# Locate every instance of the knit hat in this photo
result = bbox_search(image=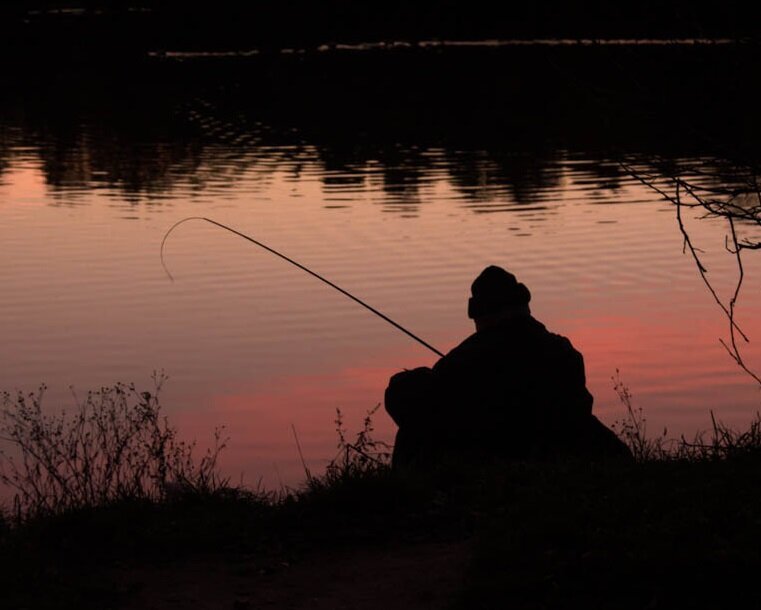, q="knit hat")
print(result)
[467,266,531,319]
